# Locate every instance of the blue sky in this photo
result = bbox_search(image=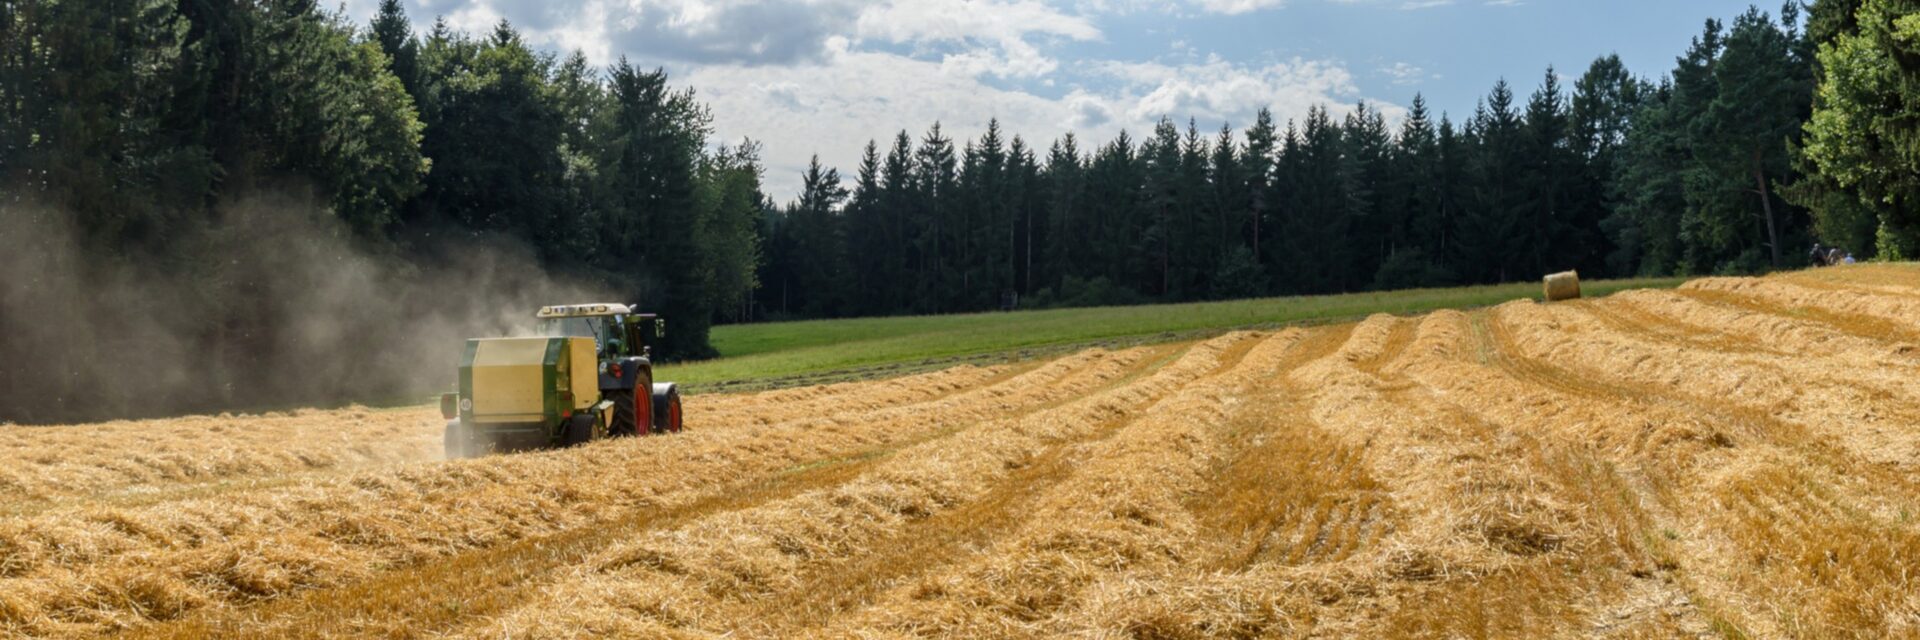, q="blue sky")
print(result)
[343,0,1774,200]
